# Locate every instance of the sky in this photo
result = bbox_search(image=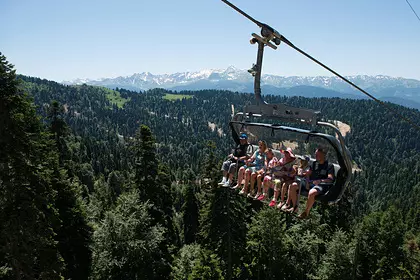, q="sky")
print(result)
[1,0,420,82]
